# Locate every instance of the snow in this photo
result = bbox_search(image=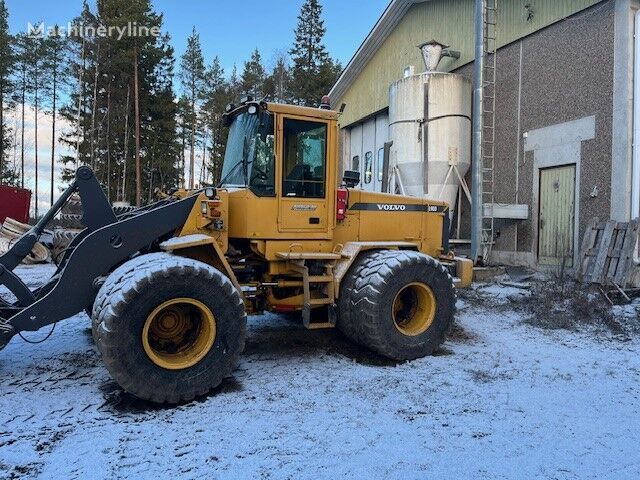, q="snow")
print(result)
[1,265,640,479]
